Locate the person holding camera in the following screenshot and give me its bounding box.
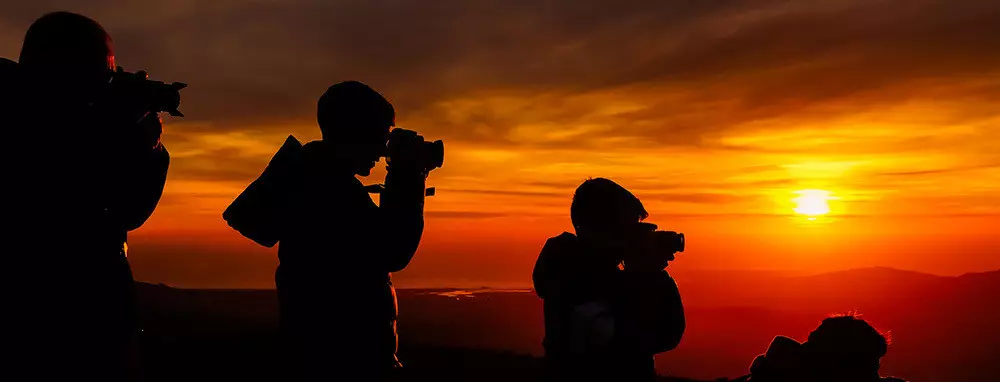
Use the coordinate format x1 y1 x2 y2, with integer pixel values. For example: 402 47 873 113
533 178 686 381
1 12 170 381
224 81 441 380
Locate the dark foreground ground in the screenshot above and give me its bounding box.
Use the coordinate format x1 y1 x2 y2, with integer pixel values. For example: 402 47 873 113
136 267 1000 381
136 283 712 382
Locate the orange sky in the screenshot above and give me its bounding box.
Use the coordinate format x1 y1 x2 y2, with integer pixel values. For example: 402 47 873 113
3 1 998 288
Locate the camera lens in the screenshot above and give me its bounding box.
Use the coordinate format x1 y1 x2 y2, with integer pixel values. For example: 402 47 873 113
427 140 444 170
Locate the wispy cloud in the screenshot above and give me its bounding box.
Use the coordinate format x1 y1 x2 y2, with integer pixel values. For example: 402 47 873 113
3 1 999 286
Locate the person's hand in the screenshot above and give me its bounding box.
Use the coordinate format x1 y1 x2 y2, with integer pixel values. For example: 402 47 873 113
90 68 151 126
133 112 163 150
386 128 429 176
622 223 674 272
624 251 673 273
104 67 150 118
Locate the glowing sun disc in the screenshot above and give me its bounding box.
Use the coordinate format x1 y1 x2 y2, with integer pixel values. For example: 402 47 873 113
792 189 834 216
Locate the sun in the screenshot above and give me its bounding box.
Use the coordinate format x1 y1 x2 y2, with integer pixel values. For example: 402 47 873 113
792 189 834 216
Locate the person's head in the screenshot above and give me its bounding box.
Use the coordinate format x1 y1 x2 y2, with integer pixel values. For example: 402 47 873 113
19 12 115 90
571 178 648 237
805 315 888 381
317 81 395 176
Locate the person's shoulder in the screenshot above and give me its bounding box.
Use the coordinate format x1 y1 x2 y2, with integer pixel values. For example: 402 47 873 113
300 139 323 161
299 141 352 180
0 58 24 101
552 231 577 241
545 231 577 246
0 58 17 77
540 232 577 257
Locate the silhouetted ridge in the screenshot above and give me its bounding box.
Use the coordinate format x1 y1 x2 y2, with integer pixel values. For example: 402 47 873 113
130 266 1000 381
801 266 945 282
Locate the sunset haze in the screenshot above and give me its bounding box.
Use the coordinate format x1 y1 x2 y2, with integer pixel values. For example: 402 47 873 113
3 0 997 289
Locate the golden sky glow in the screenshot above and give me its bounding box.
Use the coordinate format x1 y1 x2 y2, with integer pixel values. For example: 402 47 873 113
3 0 998 288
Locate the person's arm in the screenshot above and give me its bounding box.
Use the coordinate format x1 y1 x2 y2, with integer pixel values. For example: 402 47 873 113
374 166 426 272
616 269 686 354
108 114 170 232
533 236 562 300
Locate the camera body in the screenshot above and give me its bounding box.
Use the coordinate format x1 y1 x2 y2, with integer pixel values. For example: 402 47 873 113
385 128 444 173
105 67 186 117
652 229 686 254
626 222 685 270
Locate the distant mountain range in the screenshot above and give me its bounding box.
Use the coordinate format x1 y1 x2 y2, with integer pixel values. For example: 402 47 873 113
135 267 1000 382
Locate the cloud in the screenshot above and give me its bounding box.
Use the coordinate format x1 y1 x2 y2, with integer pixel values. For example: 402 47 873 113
3 0 999 135
8 0 999 288
443 189 565 198
1 0 998 222
424 211 510 219
877 164 1000 177
639 192 754 205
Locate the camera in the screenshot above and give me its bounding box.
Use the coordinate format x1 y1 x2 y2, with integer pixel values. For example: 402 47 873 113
104 66 186 117
0 58 185 119
385 128 444 173
652 229 686 254
629 222 685 267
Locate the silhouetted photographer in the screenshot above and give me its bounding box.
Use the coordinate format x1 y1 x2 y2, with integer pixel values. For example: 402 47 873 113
533 178 686 382
224 81 441 381
737 315 907 382
1 12 175 381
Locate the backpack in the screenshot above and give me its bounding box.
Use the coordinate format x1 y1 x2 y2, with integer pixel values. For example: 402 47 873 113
222 135 303 247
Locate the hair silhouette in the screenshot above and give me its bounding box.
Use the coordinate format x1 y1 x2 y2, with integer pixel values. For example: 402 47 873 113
19 11 115 89
317 80 395 140
806 315 890 381
571 177 649 230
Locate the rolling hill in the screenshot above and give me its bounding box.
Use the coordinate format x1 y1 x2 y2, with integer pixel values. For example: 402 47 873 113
135 267 1000 381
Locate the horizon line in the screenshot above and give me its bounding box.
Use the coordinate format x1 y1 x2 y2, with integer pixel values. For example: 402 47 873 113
136 265 1000 291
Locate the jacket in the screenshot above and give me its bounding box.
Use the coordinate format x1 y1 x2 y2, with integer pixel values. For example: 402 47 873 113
533 232 685 381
